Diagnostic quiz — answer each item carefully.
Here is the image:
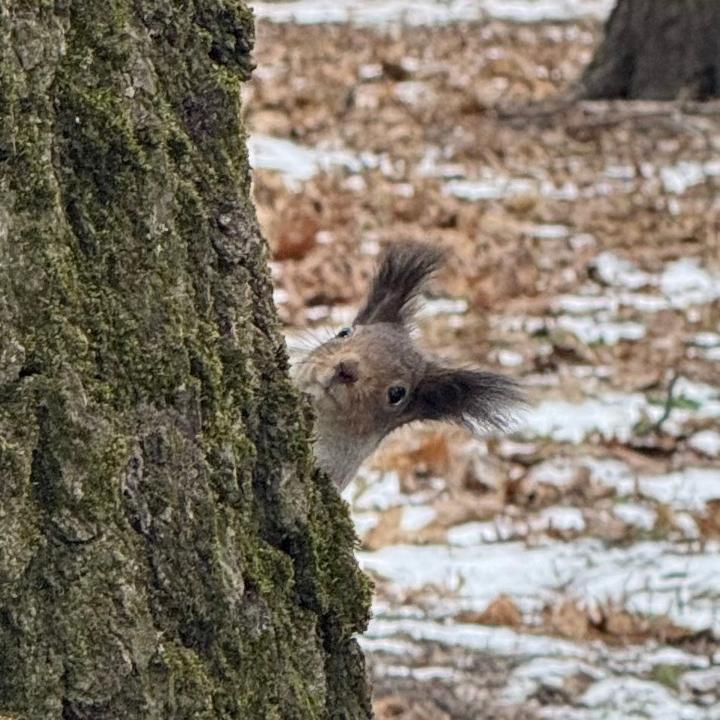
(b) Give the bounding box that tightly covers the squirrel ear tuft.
[408,365,525,432]
[354,241,445,326]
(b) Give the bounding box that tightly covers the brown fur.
[293,242,524,490]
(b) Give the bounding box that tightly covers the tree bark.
[0,2,371,719]
[581,0,720,100]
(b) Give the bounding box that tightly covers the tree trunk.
[581,0,720,100]
[0,2,371,719]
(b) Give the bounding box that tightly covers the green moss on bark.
[0,2,371,718]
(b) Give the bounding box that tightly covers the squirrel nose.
[334,359,359,385]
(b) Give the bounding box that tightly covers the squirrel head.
[293,242,524,490]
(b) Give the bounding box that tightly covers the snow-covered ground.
[251,4,720,718]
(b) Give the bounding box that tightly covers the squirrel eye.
[387,385,407,405]
[336,326,353,339]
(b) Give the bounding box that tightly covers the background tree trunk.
[581,0,720,100]
[0,2,371,719]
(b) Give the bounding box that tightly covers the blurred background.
[246,1,720,718]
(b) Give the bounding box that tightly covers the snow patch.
[592,252,655,290]
[614,503,656,531]
[400,505,438,532]
[639,468,720,511]
[444,177,536,201]
[349,470,403,511]
[660,258,720,309]
[447,518,517,546]
[249,134,379,186]
[534,506,586,532]
[522,393,649,444]
[495,349,525,367]
[418,298,469,317]
[689,430,720,458]
[357,636,422,658]
[252,0,614,27]
[359,539,720,633]
[352,511,380,537]
[526,223,571,239]
[556,315,646,345]
[365,617,586,657]
[660,160,720,195]
[581,677,707,720]
[522,379,720,445]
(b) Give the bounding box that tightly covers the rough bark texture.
[0,2,371,719]
[582,0,720,100]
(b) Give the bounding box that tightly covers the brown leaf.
[458,594,523,628]
[544,599,590,641]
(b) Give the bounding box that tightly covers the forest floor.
[247,2,720,718]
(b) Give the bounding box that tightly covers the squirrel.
[292,241,524,491]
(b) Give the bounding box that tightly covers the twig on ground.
[654,372,681,434]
